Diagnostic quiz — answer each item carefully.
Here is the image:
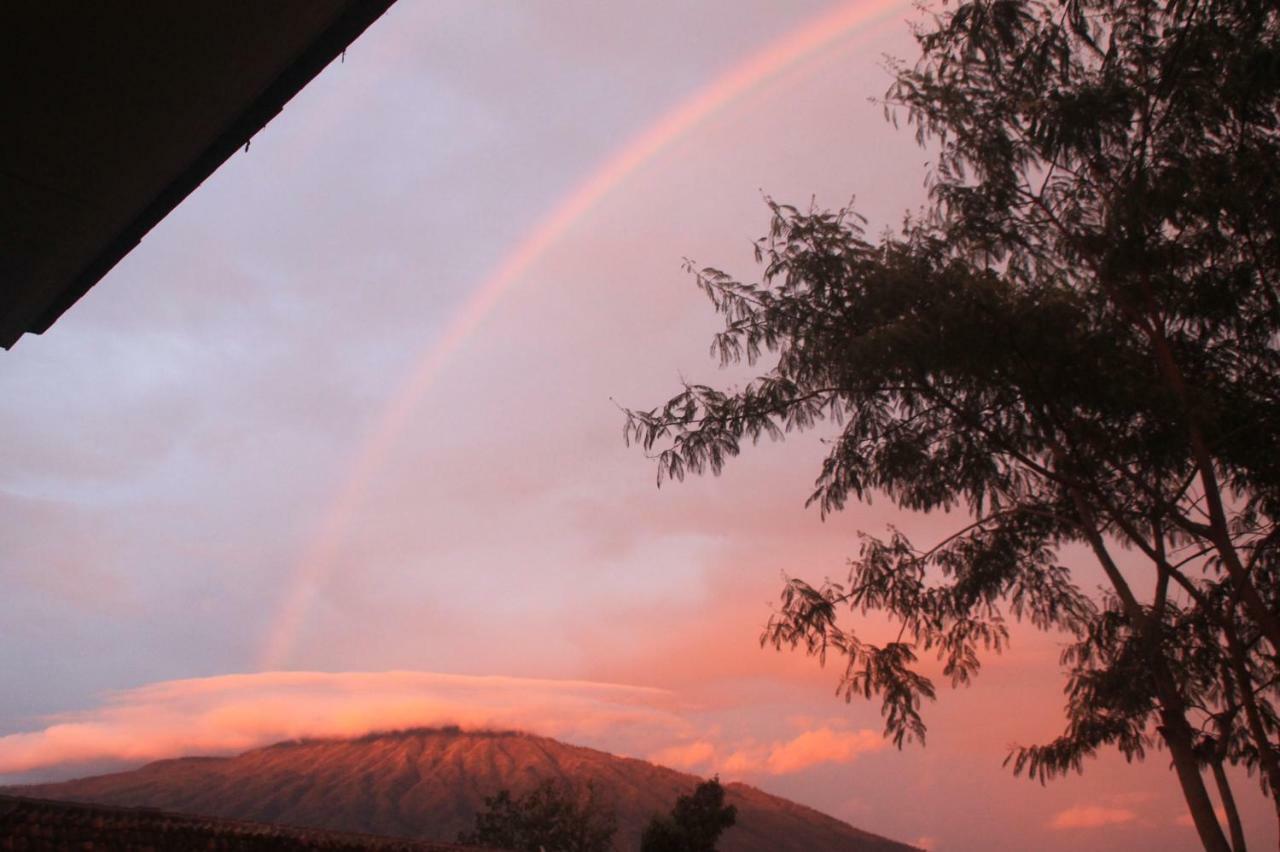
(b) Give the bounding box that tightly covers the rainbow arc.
[259,0,910,670]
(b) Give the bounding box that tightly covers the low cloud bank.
[1,672,888,785]
[0,670,686,776]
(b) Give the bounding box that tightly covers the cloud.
[2,669,891,787]
[655,725,884,777]
[0,671,690,777]
[650,740,718,770]
[1049,805,1137,830]
[764,726,884,774]
[721,748,764,775]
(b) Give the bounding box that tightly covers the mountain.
[6,728,917,852]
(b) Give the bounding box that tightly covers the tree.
[623,1,1280,849]
[641,777,737,852]
[458,780,618,852]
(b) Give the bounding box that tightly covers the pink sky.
[1,2,1275,849]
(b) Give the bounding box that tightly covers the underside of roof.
[1,1,396,349]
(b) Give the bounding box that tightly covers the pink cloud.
[1050,805,1138,830]
[0,671,690,776]
[722,748,765,775]
[650,740,717,770]
[765,726,884,774]
[0,671,884,787]
[660,725,884,777]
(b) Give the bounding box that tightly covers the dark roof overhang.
[1,1,396,348]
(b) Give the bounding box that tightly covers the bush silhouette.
[458,780,617,852]
[641,777,736,852]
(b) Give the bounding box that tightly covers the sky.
[1,2,1275,850]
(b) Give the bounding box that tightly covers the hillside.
[7,728,917,851]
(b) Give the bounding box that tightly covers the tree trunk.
[1210,757,1248,852]
[1226,631,1280,841]
[1067,482,1230,851]
[1143,326,1280,658]
[1161,706,1233,852]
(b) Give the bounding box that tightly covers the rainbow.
[258,0,909,669]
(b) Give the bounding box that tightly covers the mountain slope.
[8,728,917,852]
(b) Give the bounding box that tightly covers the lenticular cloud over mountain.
[0,671,692,776]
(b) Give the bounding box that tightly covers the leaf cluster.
[623,0,1280,831]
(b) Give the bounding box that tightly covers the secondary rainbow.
[259,0,909,669]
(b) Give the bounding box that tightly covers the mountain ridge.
[5,727,918,852]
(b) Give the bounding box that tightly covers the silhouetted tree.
[624,1,1280,849]
[458,780,617,852]
[640,777,737,852]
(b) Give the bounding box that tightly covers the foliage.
[623,1,1280,848]
[640,777,737,852]
[458,780,618,852]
